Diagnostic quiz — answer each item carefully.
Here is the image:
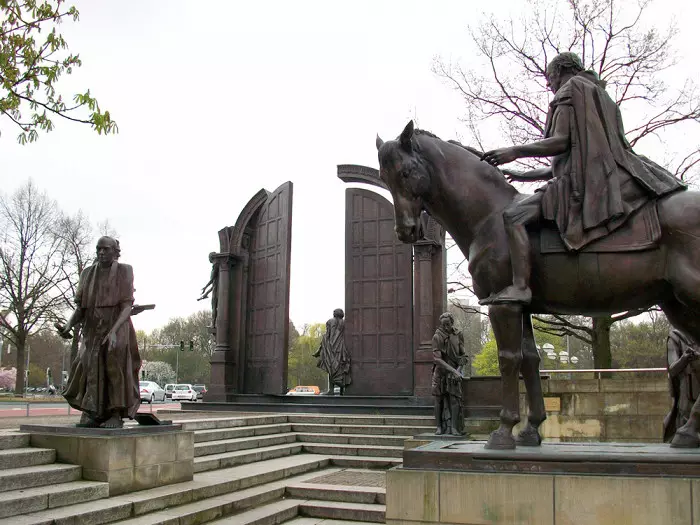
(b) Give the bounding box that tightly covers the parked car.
[286,385,320,396]
[164,384,175,399]
[193,384,207,400]
[171,384,197,402]
[139,381,166,403]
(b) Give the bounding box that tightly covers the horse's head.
[376,121,429,243]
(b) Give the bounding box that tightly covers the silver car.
[139,381,166,403]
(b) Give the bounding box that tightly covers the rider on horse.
[479,52,685,306]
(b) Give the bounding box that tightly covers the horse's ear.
[376,134,384,150]
[400,120,414,152]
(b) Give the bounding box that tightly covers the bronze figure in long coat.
[313,309,351,395]
[59,237,141,428]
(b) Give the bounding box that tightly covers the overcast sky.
[2,0,698,334]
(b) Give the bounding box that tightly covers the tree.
[0,1,117,143]
[0,181,67,394]
[54,210,93,365]
[0,367,16,390]
[144,311,213,384]
[610,310,670,369]
[26,361,44,386]
[287,322,327,389]
[141,361,176,387]
[434,0,700,368]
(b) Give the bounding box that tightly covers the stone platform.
[388,440,700,525]
[20,422,194,496]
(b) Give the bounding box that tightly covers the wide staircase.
[0,413,497,525]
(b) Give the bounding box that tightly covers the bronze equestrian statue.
[376,52,697,449]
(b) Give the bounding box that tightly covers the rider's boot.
[479,220,532,305]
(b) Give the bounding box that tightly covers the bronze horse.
[376,121,700,449]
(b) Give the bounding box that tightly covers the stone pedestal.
[388,440,700,525]
[21,424,194,496]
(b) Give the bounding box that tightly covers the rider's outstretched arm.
[505,167,553,182]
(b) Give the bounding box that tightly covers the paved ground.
[0,408,269,429]
[0,401,182,419]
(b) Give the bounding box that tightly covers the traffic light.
[179,341,184,351]
[189,341,194,351]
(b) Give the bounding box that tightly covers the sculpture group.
[377,52,700,449]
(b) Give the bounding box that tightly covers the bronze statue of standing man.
[432,312,467,436]
[57,237,142,428]
[313,309,351,395]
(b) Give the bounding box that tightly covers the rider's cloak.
[540,71,685,251]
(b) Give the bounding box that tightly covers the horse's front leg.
[516,313,546,446]
[485,304,523,450]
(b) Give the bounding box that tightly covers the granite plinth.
[390,441,700,525]
[19,422,179,436]
[22,423,194,495]
[403,440,700,477]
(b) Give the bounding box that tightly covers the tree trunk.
[592,316,613,375]
[15,338,26,396]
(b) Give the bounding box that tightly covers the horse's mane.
[413,129,513,191]
[413,129,484,158]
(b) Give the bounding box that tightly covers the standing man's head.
[546,52,585,93]
[333,308,345,319]
[208,252,216,264]
[439,312,454,331]
[96,236,120,267]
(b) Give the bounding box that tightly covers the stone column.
[208,253,238,401]
[413,241,444,398]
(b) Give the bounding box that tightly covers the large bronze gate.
[209,182,293,398]
[345,188,414,395]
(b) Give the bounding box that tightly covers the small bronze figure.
[665,329,700,446]
[56,237,142,429]
[197,252,219,329]
[432,312,467,436]
[313,309,351,395]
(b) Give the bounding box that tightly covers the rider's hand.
[481,147,519,167]
[502,169,524,183]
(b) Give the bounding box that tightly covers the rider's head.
[546,52,584,93]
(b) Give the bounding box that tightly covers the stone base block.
[21,423,194,496]
[389,441,700,525]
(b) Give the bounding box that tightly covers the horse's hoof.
[485,428,516,450]
[516,424,542,447]
[671,430,700,448]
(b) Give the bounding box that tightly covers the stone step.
[195,433,297,457]
[302,443,403,459]
[299,501,386,523]
[327,455,402,470]
[285,518,370,525]
[291,423,432,436]
[194,423,293,443]
[179,415,289,432]
[0,432,29,451]
[0,480,109,519]
[0,463,81,492]
[286,415,434,427]
[206,498,301,525]
[194,443,303,473]
[0,447,55,470]
[295,433,409,447]
[286,482,385,505]
[3,456,332,525]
